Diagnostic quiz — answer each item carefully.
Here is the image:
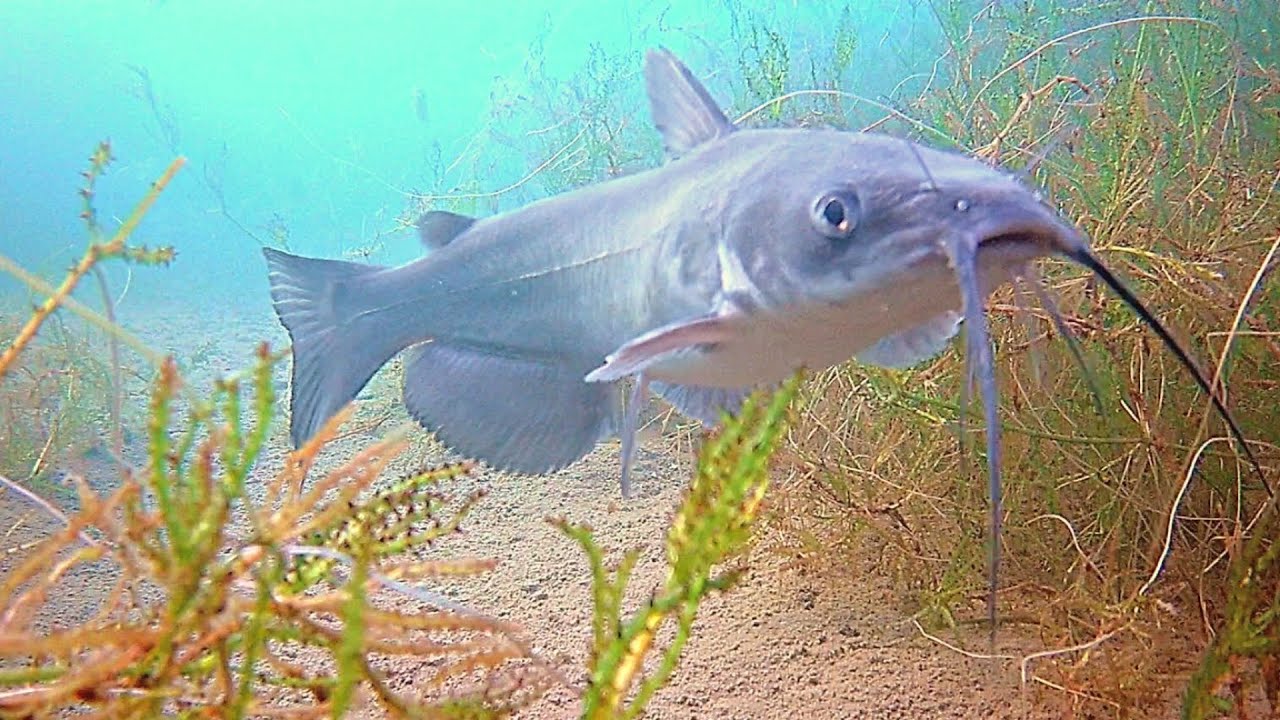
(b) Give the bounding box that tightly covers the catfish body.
[265,121,1044,475]
[266,47,1263,638]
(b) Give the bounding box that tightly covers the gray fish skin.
[262,49,1082,478]
[267,48,1265,642]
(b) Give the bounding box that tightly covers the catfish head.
[589,48,1267,639]
[711,130,1086,350]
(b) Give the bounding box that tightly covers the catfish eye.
[811,190,860,239]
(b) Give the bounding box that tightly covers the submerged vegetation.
[756,2,1279,716]
[0,356,558,717]
[811,4,1280,716]
[1,153,555,717]
[559,374,801,719]
[2,0,1278,717]
[402,0,1279,715]
[0,311,115,488]
[0,149,803,717]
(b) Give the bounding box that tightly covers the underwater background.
[2,1,1279,718]
[1,1,922,307]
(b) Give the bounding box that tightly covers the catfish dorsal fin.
[644,47,735,158]
[417,211,476,251]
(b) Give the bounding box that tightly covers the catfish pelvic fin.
[856,311,963,369]
[644,47,735,158]
[651,381,753,427]
[618,373,651,498]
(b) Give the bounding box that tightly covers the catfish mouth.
[973,217,1080,266]
[973,231,1059,277]
[980,230,1054,252]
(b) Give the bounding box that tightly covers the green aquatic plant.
[772,3,1280,715]
[0,150,559,718]
[0,141,176,492]
[0,142,177,379]
[1184,487,1280,718]
[1,142,815,718]
[0,312,115,487]
[557,373,802,719]
[737,24,790,121]
[0,352,557,718]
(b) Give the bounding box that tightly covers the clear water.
[0,2,942,308]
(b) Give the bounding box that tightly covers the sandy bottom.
[2,295,1199,719]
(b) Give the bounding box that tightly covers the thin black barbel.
[1071,249,1271,497]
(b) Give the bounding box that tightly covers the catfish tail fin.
[263,247,399,446]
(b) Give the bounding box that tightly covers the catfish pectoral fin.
[403,342,620,474]
[584,314,736,383]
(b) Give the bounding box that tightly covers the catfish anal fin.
[403,342,618,474]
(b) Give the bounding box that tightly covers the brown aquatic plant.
[762,4,1280,715]
[0,139,817,719]
[0,350,560,717]
[557,373,803,720]
[0,150,559,718]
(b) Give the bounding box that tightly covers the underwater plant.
[762,2,1280,715]
[0,311,115,488]
[1184,484,1280,718]
[558,373,801,719]
[0,355,559,718]
[1,142,808,718]
[0,149,562,718]
[0,141,175,493]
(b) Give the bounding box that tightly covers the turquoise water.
[0,1,928,309]
[2,2,1279,715]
